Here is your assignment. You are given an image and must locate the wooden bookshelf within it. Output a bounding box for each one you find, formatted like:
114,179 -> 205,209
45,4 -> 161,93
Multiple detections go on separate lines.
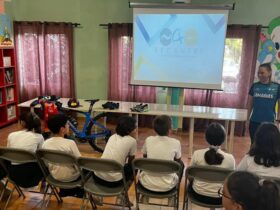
0,47 -> 18,127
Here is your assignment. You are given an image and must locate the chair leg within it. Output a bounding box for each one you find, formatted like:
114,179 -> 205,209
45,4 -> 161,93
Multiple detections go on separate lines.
89,194 -> 97,210
125,192 -> 131,210
187,198 -> 192,210
80,192 -> 90,210
176,194 -> 180,210
40,184 -> 50,210
14,184 -> 25,198
0,179 -> 8,201
3,186 -> 15,210
51,185 -> 63,203
135,193 -> 140,210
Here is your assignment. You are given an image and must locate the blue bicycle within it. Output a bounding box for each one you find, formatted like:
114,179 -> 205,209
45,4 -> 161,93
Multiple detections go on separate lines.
58,99 -> 111,152
31,97 -> 111,153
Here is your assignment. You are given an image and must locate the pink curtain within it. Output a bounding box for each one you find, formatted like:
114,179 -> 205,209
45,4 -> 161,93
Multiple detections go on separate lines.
184,25 -> 262,135
14,21 -> 75,102
108,23 -> 156,126
108,23 -> 156,103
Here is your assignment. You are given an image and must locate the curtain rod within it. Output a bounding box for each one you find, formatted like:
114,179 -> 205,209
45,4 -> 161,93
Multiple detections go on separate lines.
99,24 -> 110,29
99,23 -> 269,29
14,21 -> 82,28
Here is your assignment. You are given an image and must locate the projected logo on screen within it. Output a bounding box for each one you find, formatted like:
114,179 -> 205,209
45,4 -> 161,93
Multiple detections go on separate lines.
160,28 -> 184,46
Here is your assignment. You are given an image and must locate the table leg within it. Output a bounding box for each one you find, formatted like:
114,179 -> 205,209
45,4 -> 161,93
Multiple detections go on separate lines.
189,118 -> 194,158
130,113 -> 139,140
228,121 -> 235,153
224,120 -> 229,151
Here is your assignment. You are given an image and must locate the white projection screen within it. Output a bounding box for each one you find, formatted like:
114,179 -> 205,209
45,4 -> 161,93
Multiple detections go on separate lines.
131,8 -> 229,90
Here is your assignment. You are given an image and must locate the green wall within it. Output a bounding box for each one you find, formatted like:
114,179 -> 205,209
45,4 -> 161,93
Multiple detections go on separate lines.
5,0 -> 280,99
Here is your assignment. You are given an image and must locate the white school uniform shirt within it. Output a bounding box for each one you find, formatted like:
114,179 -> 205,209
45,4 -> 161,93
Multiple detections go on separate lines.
7,130 -> 44,153
191,148 -> 235,198
95,134 -> 137,182
42,137 -> 81,182
237,155 -> 280,177
140,135 -> 182,192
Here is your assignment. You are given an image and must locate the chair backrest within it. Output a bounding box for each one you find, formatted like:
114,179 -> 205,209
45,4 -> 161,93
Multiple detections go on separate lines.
77,157 -> 126,186
0,147 -> 37,164
36,149 -> 77,165
36,148 -> 80,177
132,158 -> 181,176
78,157 -> 123,173
186,166 -> 233,183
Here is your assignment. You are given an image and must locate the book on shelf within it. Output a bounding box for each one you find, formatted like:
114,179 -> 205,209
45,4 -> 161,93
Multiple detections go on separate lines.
0,91 -> 2,104
7,105 -> 16,120
5,69 -> 14,84
3,57 -> 11,67
6,87 -> 14,101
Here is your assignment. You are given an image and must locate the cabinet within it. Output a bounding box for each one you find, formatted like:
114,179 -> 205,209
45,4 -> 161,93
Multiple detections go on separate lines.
0,47 -> 18,127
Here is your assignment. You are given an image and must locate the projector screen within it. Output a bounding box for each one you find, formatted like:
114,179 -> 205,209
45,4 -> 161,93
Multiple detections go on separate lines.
131,8 -> 229,90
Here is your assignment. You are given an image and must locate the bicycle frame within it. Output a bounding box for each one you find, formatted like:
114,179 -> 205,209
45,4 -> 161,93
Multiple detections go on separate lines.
68,110 -> 110,140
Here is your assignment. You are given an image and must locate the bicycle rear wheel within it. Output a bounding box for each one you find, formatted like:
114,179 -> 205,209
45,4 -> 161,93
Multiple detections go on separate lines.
85,113 -> 111,152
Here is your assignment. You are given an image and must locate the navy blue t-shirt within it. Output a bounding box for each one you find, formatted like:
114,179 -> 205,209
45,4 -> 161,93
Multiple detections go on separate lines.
249,82 -> 280,123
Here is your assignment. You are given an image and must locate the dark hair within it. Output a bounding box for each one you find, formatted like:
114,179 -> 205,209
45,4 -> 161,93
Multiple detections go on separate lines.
115,116 -> 136,137
226,171 -> 280,210
259,63 -> 272,72
249,122 -> 280,167
19,112 -> 42,134
259,63 -> 272,82
153,115 -> 171,136
47,114 -> 68,134
204,122 -> 225,165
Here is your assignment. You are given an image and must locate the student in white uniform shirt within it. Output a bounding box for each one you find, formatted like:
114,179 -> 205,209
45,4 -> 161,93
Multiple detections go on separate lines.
42,114 -> 83,197
140,115 -> 184,192
237,122 -> 280,177
190,122 -> 235,205
7,112 -> 44,188
94,116 -> 137,187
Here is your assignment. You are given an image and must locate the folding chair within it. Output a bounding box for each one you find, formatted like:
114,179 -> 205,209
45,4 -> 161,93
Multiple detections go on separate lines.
77,157 -> 132,210
132,158 -> 182,210
183,166 -> 233,210
0,147 -> 40,210
36,149 -> 83,209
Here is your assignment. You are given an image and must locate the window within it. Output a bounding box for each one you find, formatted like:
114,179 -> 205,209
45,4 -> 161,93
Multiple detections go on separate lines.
221,38 -> 243,94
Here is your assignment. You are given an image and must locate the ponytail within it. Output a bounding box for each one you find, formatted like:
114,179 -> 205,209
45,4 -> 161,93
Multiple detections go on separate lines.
204,122 -> 226,165
204,146 -> 224,165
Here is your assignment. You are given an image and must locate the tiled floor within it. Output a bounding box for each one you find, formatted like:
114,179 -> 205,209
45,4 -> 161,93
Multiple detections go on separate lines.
0,121 -> 250,209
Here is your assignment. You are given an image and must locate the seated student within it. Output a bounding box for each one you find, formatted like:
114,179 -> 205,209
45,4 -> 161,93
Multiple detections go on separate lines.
190,122 -> 235,205
140,115 -> 184,192
7,112 -> 44,188
237,122 -> 280,177
94,116 -> 137,187
42,114 -> 82,197
221,171 -> 280,210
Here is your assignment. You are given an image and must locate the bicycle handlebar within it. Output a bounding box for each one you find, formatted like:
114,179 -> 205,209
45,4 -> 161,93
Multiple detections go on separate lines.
84,99 -> 99,104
